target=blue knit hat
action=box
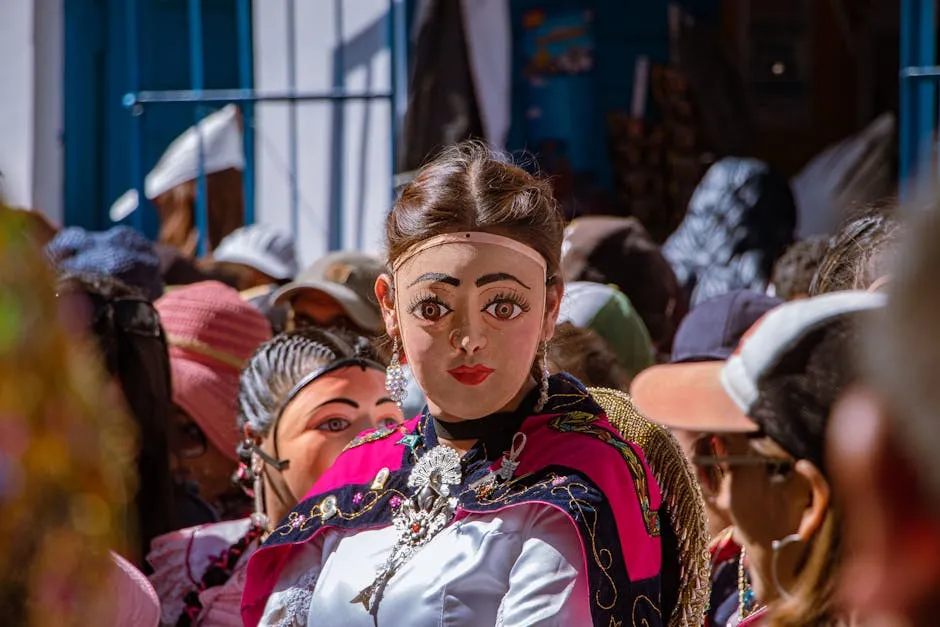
[46,226,164,301]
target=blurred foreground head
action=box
[828,204,940,625]
[0,208,136,625]
[0,204,58,247]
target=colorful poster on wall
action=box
[518,7,598,215]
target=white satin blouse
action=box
[259,503,592,626]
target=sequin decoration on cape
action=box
[242,374,665,627]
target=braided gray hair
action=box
[237,327,382,459]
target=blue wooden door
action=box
[64,0,249,236]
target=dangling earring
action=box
[770,533,803,600]
[534,340,550,413]
[386,336,408,407]
[249,448,269,529]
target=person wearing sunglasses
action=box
[631,289,782,626]
[148,327,402,626]
[632,290,783,538]
[271,251,432,421]
[655,291,884,626]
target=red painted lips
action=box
[447,365,495,386]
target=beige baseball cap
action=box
[272,251,385,334]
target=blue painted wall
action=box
[506,0,718,208]
[64,0,250,235]
[63,0,718,232]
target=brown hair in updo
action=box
[386,141,564,283]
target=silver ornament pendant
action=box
[468,432,527,495]
[352,445,462,616]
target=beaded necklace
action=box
[737,546,759,622]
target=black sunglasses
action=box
[88,294,162,339]
[692,433,795,493]
[57,289,163,339]
[290,311,357,333]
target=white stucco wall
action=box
[0,0,392,243]
[0,1,36,210]
[253,0,394,265]
[32,0,64,224]
[0,0,63,224]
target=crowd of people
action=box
[2,141,939,627]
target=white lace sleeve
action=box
[258,541,323,627]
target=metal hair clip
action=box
[250,443,290,472]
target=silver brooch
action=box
[370,467,390,490]
[407,445,462,496]
[469,432,527,493]
[319,495,338,521]
[351,445,462,616]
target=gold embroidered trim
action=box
[589,387,711,627]
[273,486,409,537]
[343,426,398,451]
[631,594,662,626]
[469,470,639,617]
[548,411,661,537]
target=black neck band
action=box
[432,385,539,441]
[433,413,523,441]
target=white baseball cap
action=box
[721,291,886,417]
[212,224,298,281]
[639,290,886,433]
[110,104,244,222]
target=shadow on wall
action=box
[330,6,390,252]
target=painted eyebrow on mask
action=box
[314,398,359,410]
[475,273,531,289]
[407,272,530,289]
[408,273,460,287]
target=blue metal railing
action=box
[125,0,144,239]
[123,0,406,256]
[188,0,210,256]
[237,0,255,226]
[899,0,937,199]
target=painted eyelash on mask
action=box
[408,292,451,314]
[483,291,531,312]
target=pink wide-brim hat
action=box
[156,281,272,461]
[111,552,161,627]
